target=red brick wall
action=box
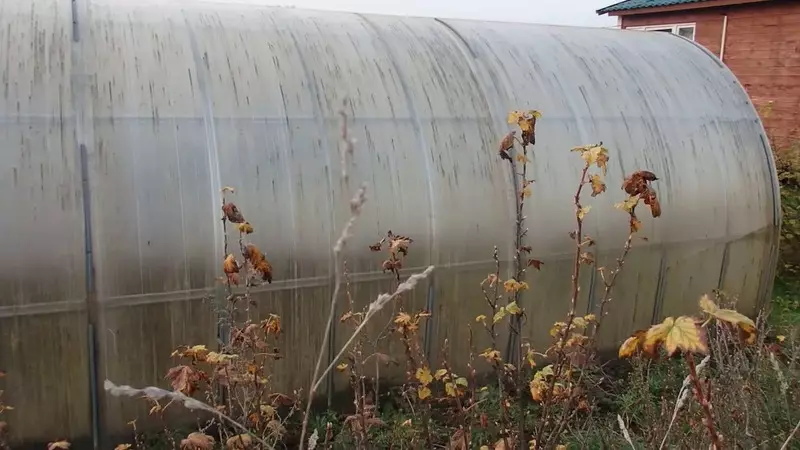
[620,0,800,148]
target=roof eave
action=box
[597,0,771,16]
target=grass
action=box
[772,276,800,333]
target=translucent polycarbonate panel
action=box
[0,0,779,445]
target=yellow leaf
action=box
[556,445,567,450]
[415,367,433,385]
[698,294,718,314]
[584,313,597,323]
[206,352,237,365]
[434,369,448,380]
[221,186,236,193]
[455,377,468,387]
[777,335,786,343]
[417,386,432,400]
[237,222,254,234]
[506,301,522,315]
[526,350,536,368]
[516,153,530,164]
[645,316,707,356]
[336,362,349,372]
[614,195,640,213]
[475,314,487,323]
[577,206,591,221]
[534,365,554,381]
[698,294,757,343]
[507,110,523,125]
[445,382,457,397]
[550,321,566,337]
[529,379,548,402]
[572,317,587,329]
[493,308,508,324]
[260,404,275,418]
[394,312,413,326]
[480,348,502,363]
[521,187,532,198]
[589,174,606,197]
[618,330,646,358]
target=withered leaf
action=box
[114,445,132,450]
[368,242,383,252]
[237,222,254,234]
[180,432,215,450]
[643,189,662,218]
[222,202,245,223]
[618,329,647,358]
[589,174,606,197]
[225,434,253,449]
[498,130,516,153]
[165,365,203,395]
[520,245,532,253]
[48,442,71,450]
[698,294,757,344]
[527,259,543,270]
[244,244,273,284]
[579,252,595,265]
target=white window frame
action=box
[626,23,696,41]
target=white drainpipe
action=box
[720,14,728,61]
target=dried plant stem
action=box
[533,163,590,448]
[315,266,434,394]
[104,380,274,450]
[660,354,711,450]
[512,142,531,446]
[617,414,636,449]
[780,418,800,450]
[592,231,634,342]
[481,248,512,450]
[299,185,367,450]
[685,353,723,449]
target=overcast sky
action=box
[206,0,619,28]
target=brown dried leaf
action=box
[498,130,516,153]
[643,189,662,218]
[181,432,215,450]
[221,202,245,223]
[261,314,282,335]
[579,252,595,265]
[114,445,133,450]
[622,170,658,197]
[225,434,253,449]
[165,365,203,395]
[47,441,71,450]
[527,259,543,270]
[589,174,606,197]
[244,244,273,284]
[389,235,413,256]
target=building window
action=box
[626,23,696,41]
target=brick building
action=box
[597,0,800,149]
